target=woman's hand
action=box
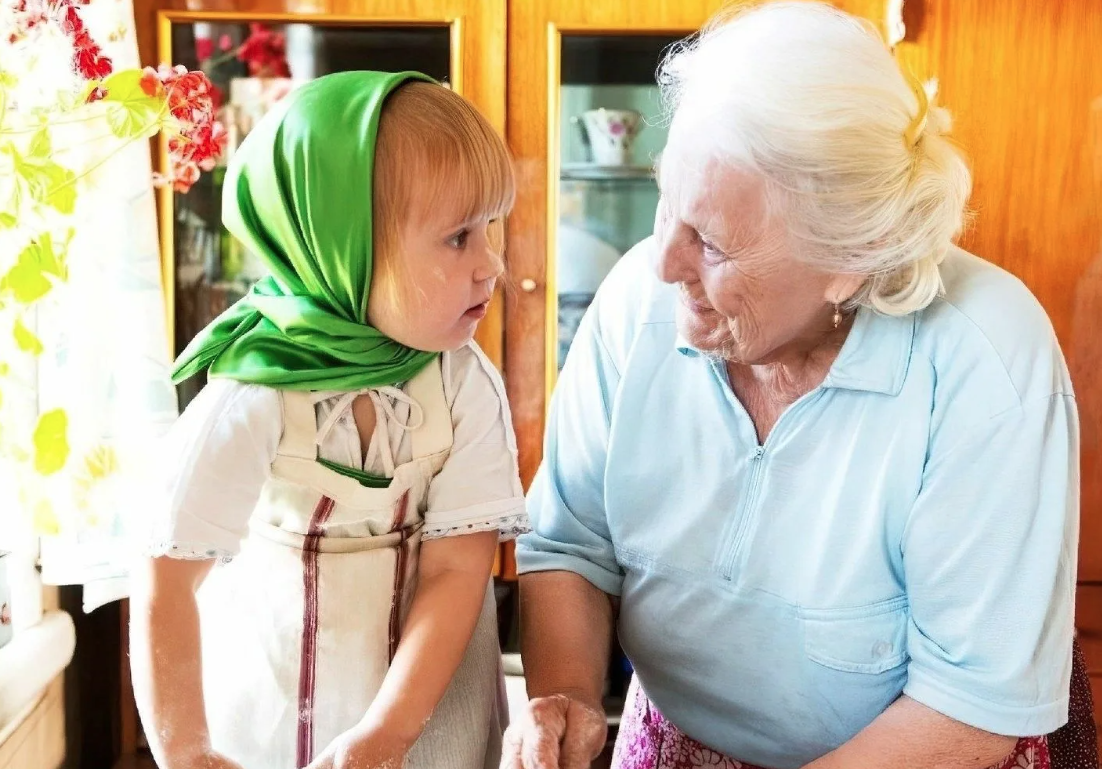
[500,694,607,769]
[305,722,411,769]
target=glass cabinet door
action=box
[555,34,678,371]
[157,1,506,409]
[504,1,732,498]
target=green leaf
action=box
[102,70,164,140]
[44,166,77,215]
[14,318,44,355]
[1,242,52,304]
[36,233,68,281]
[12,154,79,214]
[28,128,50,159]
[0,213,15,229]
[33,408,69,475]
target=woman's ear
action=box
[825,272,867,305]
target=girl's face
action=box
[366,200,506,353]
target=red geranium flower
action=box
[149,63,226,191]
[172,160,200,192]
[195,36,213,62]
[73,40,113,79]
[139,66,163,97]
[52,1,114,79]
[236,23,290,78]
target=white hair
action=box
[658,0,972,315]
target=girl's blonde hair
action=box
[372,82,515,303]
[658,1,972,316]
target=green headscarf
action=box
[171,70,439,390]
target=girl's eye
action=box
[448,230,469,249]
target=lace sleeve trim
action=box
[421,511,531,543]
[147,540,235,564]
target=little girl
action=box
[130,70,528,769]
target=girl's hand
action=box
[200,753,248,769]
[306,722,411,769]
[165,749,246,769]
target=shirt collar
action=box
[675,307,915,396]
[825,308,915,395]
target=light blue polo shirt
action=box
[517,239,1079,769]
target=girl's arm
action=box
[130,556,243,769]
[308,531,498,768]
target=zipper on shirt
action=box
[719,446,765,580]
[716,390,822,580]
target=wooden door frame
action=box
[153,0,508,367]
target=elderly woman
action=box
[504,3,1081,769]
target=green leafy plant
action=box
[1,0,224,533]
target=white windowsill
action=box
[0,611,76,742]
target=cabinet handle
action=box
[520,278,537,293]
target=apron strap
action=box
[277,390,321,461]
[275,360,452,463]
[406,358,453,461]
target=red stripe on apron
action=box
[388,490,411,662]
[297,495,336,769]
[389,529,410,662]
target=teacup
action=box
[581,108,643,166]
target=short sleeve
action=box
[145,380,281,561]
[515,303,625,596]
[902,393,1079,736]
[422,345,528,542]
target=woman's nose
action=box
[655,230,697,286]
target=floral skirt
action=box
[610,677,1052,769]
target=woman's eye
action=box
[448,230,469,249]
[701,239,725,258]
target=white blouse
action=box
[147,342,529,561]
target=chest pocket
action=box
[800,597,909,675]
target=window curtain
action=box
[31,0,179,613]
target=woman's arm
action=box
[804,695,1018,769]
[308,531,499,768]
[499,570,614,769]
[130,556,242,769]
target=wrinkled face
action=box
[654,122,861,364]
[367,194,505,353]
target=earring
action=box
[832,303,842,330]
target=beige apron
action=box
[197,360,505,769]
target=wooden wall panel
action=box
[895,0,1102,731]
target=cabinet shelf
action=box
[560,162,655,182]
